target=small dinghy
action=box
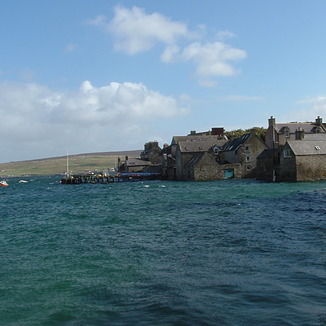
[0,180,9,187]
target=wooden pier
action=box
[61,172,161,184]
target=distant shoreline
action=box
[0,150,142,177]
[2,150,142,164]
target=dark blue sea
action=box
[1,177,325,326]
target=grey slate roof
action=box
[275,122,326,133]
[126,158,153,166]
[178,140,226,153]
[287,140,326,155]
[223,133,250,151]
[172,135,226,145]
[303,133,326,141]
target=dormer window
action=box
[282,127,290,137]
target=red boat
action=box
[0,180,8,187]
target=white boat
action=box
[0,180,8,187]
[19,180,28,183]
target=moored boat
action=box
[0,180,9,187]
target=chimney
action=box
[315,116,323,126]
[295,127,305,140]
[211,127,225,136]
[268,116,276,128]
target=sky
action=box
[1,0,326,162]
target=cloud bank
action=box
[88,6,247,87]
[0,81,188,162]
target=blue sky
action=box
[1,0,326,162]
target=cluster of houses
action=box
[120,116,326,182]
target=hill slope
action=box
[0,150,142,177]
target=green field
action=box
[0,151,142,177]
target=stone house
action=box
[277,140,326,181]
[165,131,266,181]
[265,116,326,149]
[140,141,162,164]
[174,138,227,180]
[163,130,228,180]
[119,141,163,174]
[257,130,326,182]
[118,157,154,173]
[220,133,268,178]
[184,151,241,181]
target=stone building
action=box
[257,124,326,182]
[163,129,228,180]
[118,157,153,173]
[220,133,268,179]
[277,139,326,181]
[183,151,241,181]
[174,138,227,180]
[140,141,162,164]
[119,141,163,174]
[265,116,326,149]
[164,130,266,181]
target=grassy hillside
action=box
[0,150,142,177]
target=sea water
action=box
[0,177,325,326]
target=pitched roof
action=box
[171,135,226,145]
[178,140,226,153]
[185,152,205,168]
[303,133,326,141]
[223,133,251,151]
[126,158,153,166]
[287,140,326,155]
[275,122,326,133]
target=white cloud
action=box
[216,30,237,40]
[292,96,326,121]
[0,81,188,161]
[178,42,246,86]
[88,6,247,87]
[107,6,189,55]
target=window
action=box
[284,148,292,157]
[282,127,290,137]
[246,166,251,171]
[245,145,250,151]
[246,156,250,162]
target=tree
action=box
[225,127,266,141]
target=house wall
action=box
[256,156,275,181]
[239,136,266,178]
[193,153,241,181]
[265,126,277,149]
[278,153,297,182]
[175,147,194,180]
[222,133,268,179]
[222,150,238,164]
[296,155,326,181]
[256,151,280,181]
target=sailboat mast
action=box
[66,151,69,177]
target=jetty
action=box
[61,172,161,184]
